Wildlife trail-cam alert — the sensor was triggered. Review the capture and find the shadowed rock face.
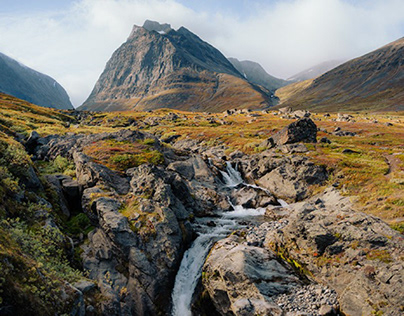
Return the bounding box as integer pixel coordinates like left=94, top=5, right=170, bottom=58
left=0, top=52, right=73, bottom=110
left=80, top=21, right=273, bottom=112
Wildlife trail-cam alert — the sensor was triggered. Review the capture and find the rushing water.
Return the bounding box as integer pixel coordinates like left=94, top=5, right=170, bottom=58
left=171, top=161, right=282, bottom=316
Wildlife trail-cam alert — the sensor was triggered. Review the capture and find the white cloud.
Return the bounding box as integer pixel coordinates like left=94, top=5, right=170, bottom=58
left=0, top=0, right=402, bottom=107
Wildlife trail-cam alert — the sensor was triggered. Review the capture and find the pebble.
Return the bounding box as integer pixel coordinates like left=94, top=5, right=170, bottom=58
left=273, top=284, right=339, bottom=316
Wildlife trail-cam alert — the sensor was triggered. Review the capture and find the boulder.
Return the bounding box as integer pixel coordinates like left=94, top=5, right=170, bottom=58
left=260, top=118, right=317, bottom=148
left=230, top=186, right=278, bottom=209
left=73, top=152, right=130, bottom=195
left=203, top=235, right=301, bottom=316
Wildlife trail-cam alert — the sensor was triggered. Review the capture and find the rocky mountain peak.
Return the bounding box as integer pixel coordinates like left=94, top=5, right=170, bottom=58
left=142, top=20, right=172, bottom=34
left=80, top=21, right=274, bottom=112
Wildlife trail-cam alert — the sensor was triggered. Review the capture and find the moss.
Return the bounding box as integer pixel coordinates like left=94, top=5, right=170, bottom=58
left=390, top=223, right=404, bottom=234
left=366, top=249, right=392, bottom=263
left=65, top=213, right=93, bottom=235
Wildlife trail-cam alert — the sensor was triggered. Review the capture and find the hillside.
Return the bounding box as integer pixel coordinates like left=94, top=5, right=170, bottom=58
left=276, top=37, right=404, bottom=112
left=228, top=58, right=290, bottom=91
left=0, top=52, right=73, bottom=110
left=287, top=60, right=344, bottom=82
left=79, top=21, right=273, bottom=112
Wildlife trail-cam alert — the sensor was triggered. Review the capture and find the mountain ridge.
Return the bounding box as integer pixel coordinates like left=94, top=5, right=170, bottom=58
left=276, top=37, right=404, bottom=112
left=80, top=21, right=274, bottom=112
left=0, top=52, right=73, bottom=110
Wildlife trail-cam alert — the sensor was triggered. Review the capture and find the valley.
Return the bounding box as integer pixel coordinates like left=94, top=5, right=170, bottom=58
left=0, top=91, right=403, bottom=315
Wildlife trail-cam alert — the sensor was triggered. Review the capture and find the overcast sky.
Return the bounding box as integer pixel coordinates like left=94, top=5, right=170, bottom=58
left=0, top=0, right=403, bottom=107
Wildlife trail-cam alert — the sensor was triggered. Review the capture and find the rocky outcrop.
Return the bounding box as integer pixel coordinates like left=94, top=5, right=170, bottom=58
left=79, top=21, right=272, bottom=112
left=202, top=188, right=403, bottom=316
left=0, top=52, right=73, bottom=109
left=238, top=154, right=327, bottom=202
left=265, top=188, right=404, bottom=316
left=203, top=235, right=302, bottom=316
left=81, top=164, right=190, bottom=315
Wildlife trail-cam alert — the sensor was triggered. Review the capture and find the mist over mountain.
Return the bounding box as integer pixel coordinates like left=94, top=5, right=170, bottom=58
left=287, top=60, right=345, bottom=82
left=0, top=52, right=73, bottom=110
left=228, top=58, right=290, bottom=92
left=80, top=21, right=274, bottom=112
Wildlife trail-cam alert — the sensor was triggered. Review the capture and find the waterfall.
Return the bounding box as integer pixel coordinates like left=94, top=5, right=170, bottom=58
left=171, top=218, right=236, bottom=316
left=220, top=161, right=243, bottom=187
left=171, top=160, right=271, bottom=316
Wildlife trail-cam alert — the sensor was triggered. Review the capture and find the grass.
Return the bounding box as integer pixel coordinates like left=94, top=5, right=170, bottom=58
left=82, top=138, right=164, bottom=172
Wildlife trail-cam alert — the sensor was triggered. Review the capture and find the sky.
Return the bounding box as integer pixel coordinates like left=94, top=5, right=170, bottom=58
left=0, top=0, right=403, bottom=107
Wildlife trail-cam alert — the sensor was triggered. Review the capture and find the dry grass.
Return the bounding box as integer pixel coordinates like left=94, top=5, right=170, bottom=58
left=0, top=93, right=403, bottom=228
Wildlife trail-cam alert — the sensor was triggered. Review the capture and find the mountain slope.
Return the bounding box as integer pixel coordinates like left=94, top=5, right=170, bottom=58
left=287, top=60, right=344, bottom=82
left=228, top=58, right=290, bottom=91
left=277, top=37, right=404, bottom=112
left=80, top=21, right=273, bottom=112
left=0, top=53, right=73, bottom=110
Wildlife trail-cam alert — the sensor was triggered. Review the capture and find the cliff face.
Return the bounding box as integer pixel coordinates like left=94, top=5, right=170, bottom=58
left=0, top=52, right=73, bottom=110
left=80, top=21, right=273, bottom=112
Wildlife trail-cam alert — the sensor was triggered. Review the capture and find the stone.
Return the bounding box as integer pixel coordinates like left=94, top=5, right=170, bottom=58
left=320, top=137, right=331, bottom=144
left=203, top=236, right=301, bottom=316
left=271, top=118, right=317, bottom=146
left=73, top=280, right=96, bottom=293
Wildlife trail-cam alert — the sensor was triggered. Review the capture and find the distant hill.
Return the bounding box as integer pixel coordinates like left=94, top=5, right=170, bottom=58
left=276, top=37, right=404, bottom=112
left=228, top=58, right=290, bottom=92
left=287, top=60, right=344, bottom=82
left=0, top=52, right=73, bottom=110
left=80, top=20, right=274, bottom=112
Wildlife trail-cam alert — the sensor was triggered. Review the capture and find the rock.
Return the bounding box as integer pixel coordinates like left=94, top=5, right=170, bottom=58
left=230, top=186, right=278, bottom=209
left=73, top=280, right=96, bottom=293
left=265, top=187, right=404, bottom=316
left=45, top=174, right=71, bottom=217
left=249, top=155, right=327, bottom=202
left=278, top=106, right=292, bottom=114
left=203, top=235, right=301, bottom=316
left=292, top=110, right=311, bottom=118
left=320, top=137, right=331, bottom=144
left=336, top=113, right=354, bottom=122
left=73, top=151, right=130, bottom=195
left=279, top=143, right=309, bottom=154
left=319, top=304, right=336, bottom=316
left=333, top=130, right=356, bottom=137
left=271, top=118, right=317, bottom=145
left=342, top=148, right=360, bottom=154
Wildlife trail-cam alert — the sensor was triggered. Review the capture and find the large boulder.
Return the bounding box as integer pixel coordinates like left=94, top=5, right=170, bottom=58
left=203, top=235, right=301, bottom=316
left=261, top=118, right=317, bottom=148
left=272, top=118, right=317, bottom=145
left=238, top=154, right=327, bottom=202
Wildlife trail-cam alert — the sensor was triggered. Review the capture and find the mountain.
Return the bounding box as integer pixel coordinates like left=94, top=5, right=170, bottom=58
left=80, top=20, right=273, bottom=112
left=0, top=52, right=73, bottom=110
left=287, top=60, right=344, bottom=82
left=276, top=37, right=404, bottom=112
left=228, top=58, right=290, bottom=91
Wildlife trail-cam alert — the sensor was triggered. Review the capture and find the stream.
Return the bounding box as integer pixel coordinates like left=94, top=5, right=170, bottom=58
left=171, top=162, right=277, bottom=316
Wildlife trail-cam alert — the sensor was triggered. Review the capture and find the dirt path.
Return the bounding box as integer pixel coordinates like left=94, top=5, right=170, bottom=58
left=384, top=154, right=402, bottom=177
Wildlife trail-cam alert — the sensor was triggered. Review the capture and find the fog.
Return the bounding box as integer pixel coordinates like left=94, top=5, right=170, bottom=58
left=0, top=0, right=402, bottom=106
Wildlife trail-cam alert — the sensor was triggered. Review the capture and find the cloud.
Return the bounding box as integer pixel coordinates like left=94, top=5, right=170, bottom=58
left=0, top=0, right=402, bottom=107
